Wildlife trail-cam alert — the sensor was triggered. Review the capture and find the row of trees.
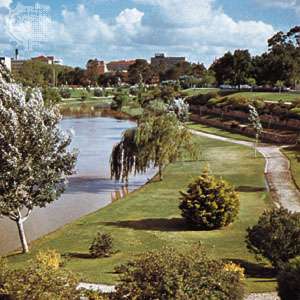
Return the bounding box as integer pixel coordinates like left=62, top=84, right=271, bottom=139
left=211, top=26, right=300, bottom=87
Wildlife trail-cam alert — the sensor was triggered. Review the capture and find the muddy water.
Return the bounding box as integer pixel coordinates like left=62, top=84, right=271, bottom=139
left=0, top=117, right=156, bottom=255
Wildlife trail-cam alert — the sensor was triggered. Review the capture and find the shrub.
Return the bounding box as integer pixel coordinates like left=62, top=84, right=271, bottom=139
left=94, top=89, right=103, bottom=97
left=179, top=168, right=240, bottom=230
left=42, top=87, right=62, bottom=106
left=81, top=90, right=89, bottom=101
left=59, top=88, right=71, bottom=99
left=0, top=250, right=80, bottom=299
left=246, top=208, right=300, bottom=269
left=113, top=246, right=245, bottom=300
left=277, top=257, right=300, bottom=300
left=89, top=232, right=114, bottom=258
left=111, top=93, right=129, bottom=111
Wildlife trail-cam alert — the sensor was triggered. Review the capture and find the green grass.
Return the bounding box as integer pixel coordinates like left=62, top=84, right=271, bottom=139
left=229, top=91, right=300, bottom=103
left=7, top=135, right=275, bottom=293
left=183, top=88, right=220, bottom=96
left=282, top=146, right=300, bottom=189
left=187, top=122, right=256, bottom=142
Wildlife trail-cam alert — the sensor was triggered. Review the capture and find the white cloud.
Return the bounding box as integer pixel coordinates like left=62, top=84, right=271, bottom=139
left=0, top=0, right=12, bottom=8
left=0, top=0, right=276, bottom=66
left=133, top=0, right=275, bottom=63
left=116, top=8, right=144, bottom=34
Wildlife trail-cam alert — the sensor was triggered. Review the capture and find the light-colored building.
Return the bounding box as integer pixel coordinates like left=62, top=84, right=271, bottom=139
left=0, top=57, right=12, bottom=71
left=31, top=55, right=61, bottom=65
left=151, top=53, right=186, bottom=69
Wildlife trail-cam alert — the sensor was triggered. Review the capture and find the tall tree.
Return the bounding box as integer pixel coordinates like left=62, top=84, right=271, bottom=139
left=232, top=50, right=253, bottom=88
left=128, top=59, right=154, bottom=85
left=210, top=52, right=234, bottom=85
left=111, top=112, right=199, bottom=182
left=0, top=65, right=77, bottom=253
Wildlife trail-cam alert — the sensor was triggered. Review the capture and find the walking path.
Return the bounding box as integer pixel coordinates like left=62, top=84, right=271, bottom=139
left=190, top=129, right=300, bottom=213
left=80, top=130, right=300, bottom=299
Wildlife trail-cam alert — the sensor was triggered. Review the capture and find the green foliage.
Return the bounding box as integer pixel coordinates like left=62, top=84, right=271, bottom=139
left=0, top=251, right=80, bottom=300
left=89, top=232, right=114, bottom=258
left=111, top=93, right=129, bottom=111
left=277, top=257, right=300, bottom=300
left=59, top=88, right=71, bottom=99
left=113, top=246, right=245, bottom=300
left=42, top=87, right=62, bottom=107
left=111, top=112, right=199, bottom=182
left=179, top=168, right=240, bottom=229
left=94, top=89, right=103, bottom=97
left=83, top=290, right=111, bottom=300
left=80, top=90, right=89, bottom=101
left=0, top=64, right=77, bottom=253
left=246, top=208, right=300, bottom=269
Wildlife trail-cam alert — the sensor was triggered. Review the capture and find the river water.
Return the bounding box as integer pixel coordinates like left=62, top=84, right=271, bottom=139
left=0, top=117, right=156, bottom=255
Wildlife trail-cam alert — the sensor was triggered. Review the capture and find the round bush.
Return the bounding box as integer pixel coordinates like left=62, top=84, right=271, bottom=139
left=246, top=208, right=300, bottom=269
left=60, top=88, right=71, bottom=99
left=94, top=89, right=103, bottom=97
left=179, top=168, right=240, bottom=230
left=277, top=257, right=300, bottom=300
left=89, top=232, right=113, bottom=258
left=113, top=246, right=245, bottom=300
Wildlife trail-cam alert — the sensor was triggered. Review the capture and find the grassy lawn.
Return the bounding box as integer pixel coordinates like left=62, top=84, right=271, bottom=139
left=229, top=91, right=300, bottom=103
left=60, top=97, right=113, bottom=107
left=7, top=135, right=275, bottom=294
left=187, top=122, right=256, bottom=142
left=183, top=88, right=220, bottom=96
left=282, top=146, right=300, bottom=189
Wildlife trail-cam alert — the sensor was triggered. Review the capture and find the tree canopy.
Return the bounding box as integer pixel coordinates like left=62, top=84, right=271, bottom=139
left=111, top=112, right=199, bottom=182
left=0, top=64, right=77, bottom=253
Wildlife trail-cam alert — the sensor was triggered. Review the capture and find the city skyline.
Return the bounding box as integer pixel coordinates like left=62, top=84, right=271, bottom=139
left=0, top=0, right=299, bottom=67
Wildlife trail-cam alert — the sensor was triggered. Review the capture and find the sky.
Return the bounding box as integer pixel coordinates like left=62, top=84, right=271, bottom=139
left=0, top=0, right=299, bottom=67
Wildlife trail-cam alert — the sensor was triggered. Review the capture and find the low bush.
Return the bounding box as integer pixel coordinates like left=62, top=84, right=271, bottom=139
left=59, top=88, right=71, bottom=99
left=0, top=250, right=80, bottom=299
left=113, top=246, right=245, bottom=300
left=94, top=89, right=103, bottom=97
left=246, top=208, right=300, bottom=269
left=42, top=87, right=62, bottom=106
left=179, top=167, right=240, bottom=230
left=89, top=232, right=114, bottom=258
left=80, top=90, right=89, bottom=101
left=277, top=257, right=300, bottom=300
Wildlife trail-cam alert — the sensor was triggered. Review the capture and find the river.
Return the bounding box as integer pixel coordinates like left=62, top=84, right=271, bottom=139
left=0, top=116, right=156, bottom=255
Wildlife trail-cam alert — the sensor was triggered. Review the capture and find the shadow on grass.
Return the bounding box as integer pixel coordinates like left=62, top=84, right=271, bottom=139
left=101, top=218, right=191, bottom=232
left=236, top=186, right=267, bottom=192
left=227, top=259, right=277, bottom=279
left=64, top=252, right=93, bottom=259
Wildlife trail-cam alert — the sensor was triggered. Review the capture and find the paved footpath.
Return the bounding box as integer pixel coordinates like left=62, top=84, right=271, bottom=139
left=190, top=129, right=300, bottom=213
left=80, top=130, right=300, bottom=299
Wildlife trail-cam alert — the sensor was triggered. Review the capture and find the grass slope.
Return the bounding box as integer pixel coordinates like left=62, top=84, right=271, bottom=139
left=7, top=135, right=275, bottom=293
left=229, top=92, right=300, bottom=103
left=282, top=146, right=300, bottom=189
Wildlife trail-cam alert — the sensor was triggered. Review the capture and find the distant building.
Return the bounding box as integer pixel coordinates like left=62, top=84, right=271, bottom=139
left=31, top=55, right=62, bottom=65
left=86, top=59, right=107, bottom=76
left=151, top=53, right=186, bottom=69
left=106, top=60, right=136, bottom=73
left=0, top=57, right=12, bottom=71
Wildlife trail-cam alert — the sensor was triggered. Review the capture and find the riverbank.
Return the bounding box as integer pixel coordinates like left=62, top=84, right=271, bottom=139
left=7, top=132, right=274, bottom=294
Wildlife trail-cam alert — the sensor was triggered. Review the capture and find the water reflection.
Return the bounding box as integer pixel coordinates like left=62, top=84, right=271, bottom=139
left=0, top=117, right=156, bottom=255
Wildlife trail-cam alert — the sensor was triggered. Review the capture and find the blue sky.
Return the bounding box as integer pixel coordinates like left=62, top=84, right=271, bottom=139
left=0, top=0, right=299, bottom=67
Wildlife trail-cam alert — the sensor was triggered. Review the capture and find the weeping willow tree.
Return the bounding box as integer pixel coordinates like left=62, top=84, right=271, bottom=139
left=111, top=112, right=199, bottom=182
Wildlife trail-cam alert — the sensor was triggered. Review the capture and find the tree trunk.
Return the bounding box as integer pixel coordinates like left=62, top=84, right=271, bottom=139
left=16, top=218, right=29, bottom=253
left=158, top=166, right=163, bottom=181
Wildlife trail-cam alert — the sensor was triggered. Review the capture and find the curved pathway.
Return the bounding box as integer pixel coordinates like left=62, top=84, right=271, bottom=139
left=190, top=129, right=300, bottom=213
left=80, top=130, right=300, bottom=298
